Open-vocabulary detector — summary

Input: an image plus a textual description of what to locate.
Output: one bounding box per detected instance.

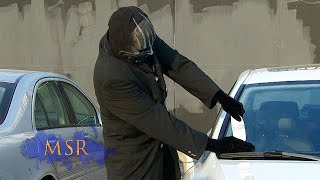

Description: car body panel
[184,153,320,180]
[0,132,57,180]
[0,69,34,83]
[243,65,320,85]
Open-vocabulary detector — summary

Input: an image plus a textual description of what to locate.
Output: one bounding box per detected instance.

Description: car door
[33,79,84,179]
[56,79,105,175]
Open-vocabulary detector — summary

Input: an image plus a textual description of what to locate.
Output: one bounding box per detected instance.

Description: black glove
[214,90,245,121]
[205,136,255,155]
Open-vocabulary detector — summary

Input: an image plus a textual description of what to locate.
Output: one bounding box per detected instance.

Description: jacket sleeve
[102,79,208,159]
[153,36,221,108]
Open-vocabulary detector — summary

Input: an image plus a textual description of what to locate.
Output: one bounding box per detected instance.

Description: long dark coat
[93,33,221,180]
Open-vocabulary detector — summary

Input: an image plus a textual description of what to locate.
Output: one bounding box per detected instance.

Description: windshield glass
[0,82,15,125]
[224,81,320,157]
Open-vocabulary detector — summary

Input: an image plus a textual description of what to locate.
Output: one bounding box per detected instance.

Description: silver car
[0,70,107,180]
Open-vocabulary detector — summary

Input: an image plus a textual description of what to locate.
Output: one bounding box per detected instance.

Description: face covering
[119,13,156,63]
[107,6,157,64]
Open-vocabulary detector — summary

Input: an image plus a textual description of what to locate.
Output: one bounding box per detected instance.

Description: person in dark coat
[93,6,254,180]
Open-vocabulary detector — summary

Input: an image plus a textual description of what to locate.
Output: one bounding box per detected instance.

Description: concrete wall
[0,0,319,133]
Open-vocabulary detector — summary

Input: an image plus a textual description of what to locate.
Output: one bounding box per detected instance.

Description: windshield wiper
[219,151,320,161]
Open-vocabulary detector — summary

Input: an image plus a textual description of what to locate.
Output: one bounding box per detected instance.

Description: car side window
[34,94,49,128]
[34,81,70,129]
[60,82,98,126]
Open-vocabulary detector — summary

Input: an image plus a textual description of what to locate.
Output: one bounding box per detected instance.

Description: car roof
[0,69,35,83]
[0,69,68,84]
[243,64,320,84]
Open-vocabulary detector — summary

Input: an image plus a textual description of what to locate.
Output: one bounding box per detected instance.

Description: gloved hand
[214,90,245,121]
[205,136,255,155]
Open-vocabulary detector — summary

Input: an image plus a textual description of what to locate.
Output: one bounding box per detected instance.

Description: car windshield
[0,82,16,125]
[224,81,320,157]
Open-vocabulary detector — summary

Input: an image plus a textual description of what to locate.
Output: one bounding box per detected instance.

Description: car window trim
[56,81,99,127]
[54,81,78,125]
[54,77,102,126]
[33,80,74,129]
[245,80,320,88]
[48,80,74,126]
[60,81,98,122]
[37,124,83,130]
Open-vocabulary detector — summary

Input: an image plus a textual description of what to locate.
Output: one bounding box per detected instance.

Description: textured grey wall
[0,0,319,133]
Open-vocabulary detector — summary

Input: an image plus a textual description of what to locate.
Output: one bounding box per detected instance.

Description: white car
[182,64,320,180]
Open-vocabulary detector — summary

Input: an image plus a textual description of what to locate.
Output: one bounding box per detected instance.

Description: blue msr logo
[20,127,116,171]
[44,139,89,156]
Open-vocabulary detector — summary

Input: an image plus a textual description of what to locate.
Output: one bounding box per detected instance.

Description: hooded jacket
[93,7,221,180]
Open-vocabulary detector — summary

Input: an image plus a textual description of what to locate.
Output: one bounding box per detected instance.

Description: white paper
[231,116,247,141]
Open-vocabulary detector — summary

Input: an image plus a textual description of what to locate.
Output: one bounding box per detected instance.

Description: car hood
[183,153,320,180]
